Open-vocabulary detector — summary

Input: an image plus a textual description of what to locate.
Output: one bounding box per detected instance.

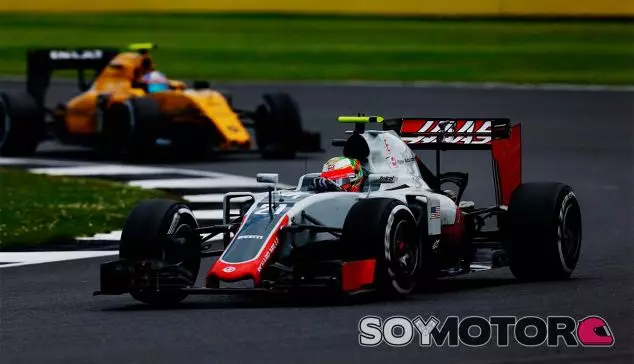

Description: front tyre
[342,198,420,297]
[504,182,582,281]
[120,199,201,306]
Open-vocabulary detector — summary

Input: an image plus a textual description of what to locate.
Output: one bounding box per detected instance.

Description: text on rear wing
[399,119,510,145]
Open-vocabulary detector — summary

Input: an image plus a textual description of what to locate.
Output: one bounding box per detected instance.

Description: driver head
[320,156,365,192]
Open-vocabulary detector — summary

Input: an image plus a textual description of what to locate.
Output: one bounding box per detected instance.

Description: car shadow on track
[97,276,530,312]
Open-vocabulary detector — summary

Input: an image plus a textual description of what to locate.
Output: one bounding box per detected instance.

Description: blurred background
[0,0,632,84]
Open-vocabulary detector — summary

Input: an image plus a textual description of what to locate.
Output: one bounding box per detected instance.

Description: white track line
[315,80,634,92]
[76,230,124,241]
[0,251,119,269]
[28,165,179,176]
[76,230,225,242]
[0,158,280,267]
[0,157,252,179]
[4,77,631,92]
[127,177,265,189]
[0,157,89,166]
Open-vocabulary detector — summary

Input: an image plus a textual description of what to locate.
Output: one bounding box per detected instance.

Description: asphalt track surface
[1,81,633,363]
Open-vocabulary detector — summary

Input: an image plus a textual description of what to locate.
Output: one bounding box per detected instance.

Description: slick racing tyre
[342,198,420,297]
[504,182,582,281]
[254,92,302,159]
[0,92,42,156]
[103,97,162,160]
[120,199,201,306]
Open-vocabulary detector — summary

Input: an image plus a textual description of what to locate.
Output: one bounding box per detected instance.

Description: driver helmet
[142,70,169,93]
[320,156,365,192]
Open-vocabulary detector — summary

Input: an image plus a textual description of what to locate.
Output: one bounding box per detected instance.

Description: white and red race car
[96,116,582,305]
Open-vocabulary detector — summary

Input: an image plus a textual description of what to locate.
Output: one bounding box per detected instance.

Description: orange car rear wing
[26,48,119,106]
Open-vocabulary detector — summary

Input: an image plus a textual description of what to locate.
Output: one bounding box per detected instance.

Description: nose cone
[209,260,257,283]
[207,215,290,287]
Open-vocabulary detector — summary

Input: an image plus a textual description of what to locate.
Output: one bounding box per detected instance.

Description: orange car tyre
[254,92,303,159]
[0,92,42,156]
[104,97,163,160]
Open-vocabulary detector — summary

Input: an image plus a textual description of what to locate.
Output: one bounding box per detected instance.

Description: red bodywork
[207,215,290,286]
[341,260,376,292]
[491,124,522,206]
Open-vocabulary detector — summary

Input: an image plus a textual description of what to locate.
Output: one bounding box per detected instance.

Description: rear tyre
[254,92,302,159]
[342,198,420,297]
[104,97,162,160]
[0,92,42,156]
[120,199,201,306]
[504,182,582,281]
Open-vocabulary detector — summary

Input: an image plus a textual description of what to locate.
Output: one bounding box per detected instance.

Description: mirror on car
[256,173,279,184]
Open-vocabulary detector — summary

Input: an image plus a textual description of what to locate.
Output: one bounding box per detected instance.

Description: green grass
[0,168,170,249]
[0,13,632,84]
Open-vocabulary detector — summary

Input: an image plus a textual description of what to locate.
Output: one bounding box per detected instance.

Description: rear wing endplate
[27,48,119,105]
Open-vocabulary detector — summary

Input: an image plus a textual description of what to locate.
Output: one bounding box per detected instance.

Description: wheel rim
[560,203,581,269]
[391,220,418,279]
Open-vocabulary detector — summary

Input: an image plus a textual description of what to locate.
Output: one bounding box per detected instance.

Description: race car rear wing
[336,115,522,206]
[388,118,511,150]
[26,48,119,105]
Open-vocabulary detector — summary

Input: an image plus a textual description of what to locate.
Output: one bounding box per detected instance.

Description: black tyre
[254,92,302,159]
[504,182,582,281]
[104,97,163,160]
[0,92,42,156]
[120,199,201,305]
[342,198,420,297]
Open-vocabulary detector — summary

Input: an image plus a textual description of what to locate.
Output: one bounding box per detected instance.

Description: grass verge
[0,13,632,84]
[0,168,170,249]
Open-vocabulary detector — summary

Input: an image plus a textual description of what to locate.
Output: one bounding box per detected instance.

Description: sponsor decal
[377,176,396,184]
[401,120,493,145]
[222,266,236,273]
[358,315,614,348]
[395,156,416,165]
[49,50,103,60]
[237,235,264,240]
[257,237,279,273]
[389,156,398,169]
[383,137,392,153]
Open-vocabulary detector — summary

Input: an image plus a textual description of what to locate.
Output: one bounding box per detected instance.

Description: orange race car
[0,43,321,159]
